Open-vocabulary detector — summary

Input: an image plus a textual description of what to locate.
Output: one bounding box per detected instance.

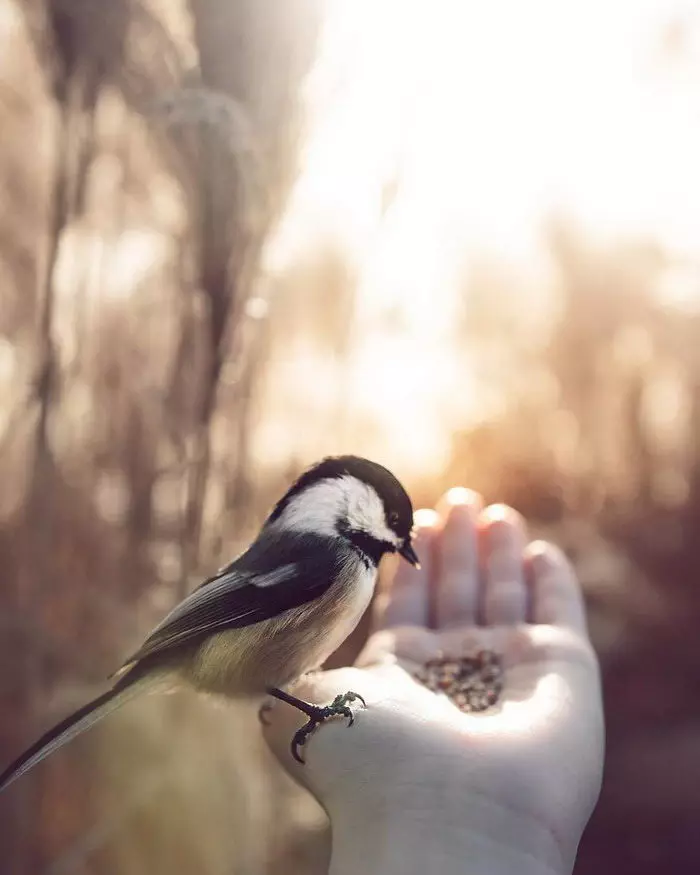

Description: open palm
[264,490,604,874]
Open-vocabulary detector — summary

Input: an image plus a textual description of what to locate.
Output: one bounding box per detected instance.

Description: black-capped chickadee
[0,455,418,788]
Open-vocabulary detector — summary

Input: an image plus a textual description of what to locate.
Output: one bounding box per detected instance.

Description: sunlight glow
[263,0,700,473]
[443,487,479,508]
[413,508,440,528]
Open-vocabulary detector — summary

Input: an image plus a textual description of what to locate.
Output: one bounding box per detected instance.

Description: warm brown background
[1,2,699,873]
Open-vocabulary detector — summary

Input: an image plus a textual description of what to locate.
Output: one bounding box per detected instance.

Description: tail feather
[0,673,156,793]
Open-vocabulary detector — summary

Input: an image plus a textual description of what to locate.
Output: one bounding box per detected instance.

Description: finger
[525,541,587,633]
[374,510,437,630]
[480,505,529,625]
[433,488,483,627]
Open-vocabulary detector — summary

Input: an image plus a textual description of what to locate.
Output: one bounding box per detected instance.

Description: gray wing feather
[116,563,299,671]
[113,530,343,675]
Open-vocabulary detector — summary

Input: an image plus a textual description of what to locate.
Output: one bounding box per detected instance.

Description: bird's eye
[389,511,399,527]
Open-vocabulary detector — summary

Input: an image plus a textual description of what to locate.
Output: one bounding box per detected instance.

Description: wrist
[327,786,575,875]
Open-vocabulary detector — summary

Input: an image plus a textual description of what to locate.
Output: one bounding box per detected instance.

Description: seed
[415,648,504,711]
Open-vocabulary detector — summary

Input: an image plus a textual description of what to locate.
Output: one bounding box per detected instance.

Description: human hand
[263,489,604,875]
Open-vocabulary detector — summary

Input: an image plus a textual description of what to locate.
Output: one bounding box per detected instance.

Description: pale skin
[263,489,605,875]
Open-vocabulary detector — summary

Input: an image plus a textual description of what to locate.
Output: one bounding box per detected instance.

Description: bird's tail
[0,669,163,794]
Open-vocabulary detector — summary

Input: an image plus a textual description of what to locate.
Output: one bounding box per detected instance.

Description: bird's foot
[264,687,366,764]
[291,692,366,764]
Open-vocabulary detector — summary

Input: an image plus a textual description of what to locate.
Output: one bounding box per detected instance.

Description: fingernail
[481,503,513,524]
[444,487,481,507]
[414,508,439,529]
[527,541,563,568]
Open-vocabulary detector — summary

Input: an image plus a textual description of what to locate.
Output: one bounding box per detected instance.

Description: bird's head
[267,455,419,568]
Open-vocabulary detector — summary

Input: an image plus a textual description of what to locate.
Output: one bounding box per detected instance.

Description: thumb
[261,667,382,806]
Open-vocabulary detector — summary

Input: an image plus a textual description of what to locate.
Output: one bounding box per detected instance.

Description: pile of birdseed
[413,650,504,712]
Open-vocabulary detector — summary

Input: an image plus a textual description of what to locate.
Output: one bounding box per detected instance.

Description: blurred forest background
[2,0,700,873]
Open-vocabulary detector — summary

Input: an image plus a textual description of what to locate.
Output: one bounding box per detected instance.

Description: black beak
[399,540,421,569]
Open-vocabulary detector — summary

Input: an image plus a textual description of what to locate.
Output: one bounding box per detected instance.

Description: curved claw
[269,689,367,766]
[291,731,307,764]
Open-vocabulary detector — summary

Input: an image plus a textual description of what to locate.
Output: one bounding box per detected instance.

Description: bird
[0,454,418,789]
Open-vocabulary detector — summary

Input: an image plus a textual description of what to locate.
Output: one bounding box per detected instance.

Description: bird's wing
[115,532,343,673]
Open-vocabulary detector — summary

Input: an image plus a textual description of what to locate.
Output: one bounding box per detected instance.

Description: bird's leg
[265,687,366,764]
[260,672,324,725]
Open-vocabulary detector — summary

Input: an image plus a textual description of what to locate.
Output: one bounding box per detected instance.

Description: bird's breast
[184,557,377,697]
[309,559,377,666]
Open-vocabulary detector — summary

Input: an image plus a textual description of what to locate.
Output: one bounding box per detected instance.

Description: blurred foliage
[1,1,700,874]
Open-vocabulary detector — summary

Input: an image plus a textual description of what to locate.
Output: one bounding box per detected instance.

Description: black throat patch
[336,519,392,568]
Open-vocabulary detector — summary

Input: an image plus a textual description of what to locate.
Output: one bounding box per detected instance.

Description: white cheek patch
[345,481,401,546]
[277,476,402,546]
[278,479,350,536]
